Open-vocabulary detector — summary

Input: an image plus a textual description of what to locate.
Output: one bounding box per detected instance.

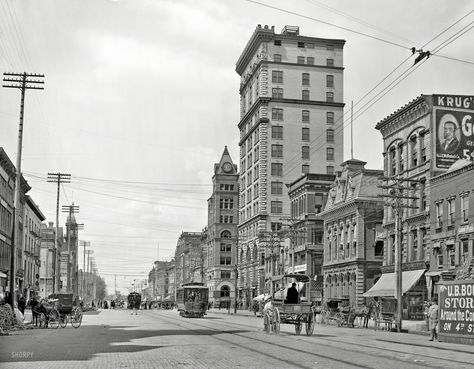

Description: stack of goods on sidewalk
[0,303,26,335]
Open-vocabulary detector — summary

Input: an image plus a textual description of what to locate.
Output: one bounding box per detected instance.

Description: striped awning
[363,269,426,298]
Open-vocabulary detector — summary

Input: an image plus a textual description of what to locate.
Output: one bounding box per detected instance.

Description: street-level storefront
[363,265,428,320]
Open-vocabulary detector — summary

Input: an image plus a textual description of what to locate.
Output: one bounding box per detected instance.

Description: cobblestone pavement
[1,308,473,369]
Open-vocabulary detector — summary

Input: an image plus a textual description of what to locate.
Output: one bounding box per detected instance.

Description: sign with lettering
[439,280,474,336]
[433,95,474,170]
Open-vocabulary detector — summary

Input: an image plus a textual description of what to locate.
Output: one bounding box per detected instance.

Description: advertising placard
[433,95,474,170]
[439,280,474,336]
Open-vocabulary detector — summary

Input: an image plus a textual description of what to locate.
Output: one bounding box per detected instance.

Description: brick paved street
[1,308,474,369]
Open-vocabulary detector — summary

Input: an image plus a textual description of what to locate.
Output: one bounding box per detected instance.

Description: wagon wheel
[71,307,83,328]
[263,312,271,334]
[59,313,67,328]
[49,309,60,329]
[38,313,46,328]
[305,312,315,336]
[272,308,280,335]
[295,318,302,335]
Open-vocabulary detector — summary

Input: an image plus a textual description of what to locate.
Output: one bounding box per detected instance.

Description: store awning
[363,269,426,298]
[0,272,7,278]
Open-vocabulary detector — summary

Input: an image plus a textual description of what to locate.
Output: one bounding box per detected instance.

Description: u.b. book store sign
[439,280,474,344]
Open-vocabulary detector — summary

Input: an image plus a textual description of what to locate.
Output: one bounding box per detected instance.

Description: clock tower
[205,146,239,309]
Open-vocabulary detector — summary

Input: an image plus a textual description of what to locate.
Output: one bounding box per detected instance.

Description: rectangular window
[271,181,283,195]
[272,125,283,139]
[326,166,334,175]
[271,201,283,213]
[327,112,334,124]
[220,243,232,252]
[272,70,283,84]
[219,184,234,191]
[272,88,283,98]
[435,202,443,229]
[271,144,283,158]
[390,149,397,176]
[326,129,334,143]
[297,56,305,64]
[306,56,315,65]
[326,92,334,102]
[302,110,310,123]
[302,127,310,141]
[274,40,281,46]
[274,54,282,62]
[326,58,334,66]
[272,108,283,121]
[302,164,309,174]
[302,90,310,100]
[271,163,283,176]
[398,146,404,173]
[302,73,310,86]
[420,134,426,163]
[297,42,305,48]
[461,195,469,223]
[302,146,310,160]
[220,198,234,209]
[411,136,418,167]
[326,147,334,161]
[220,256,232,265]
[327,44,334,51]
[326,75,334,87]
[271,222,282,232]
[447,198,455,227]
[437,253,443,269]
[221,271,231,279]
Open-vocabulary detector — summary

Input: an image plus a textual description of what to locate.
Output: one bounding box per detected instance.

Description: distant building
[318,159,384,307]
[40,222,64,297]
[286,172,335,303]
[205,147,239,309]
[174,232,203,289]
[235,25,345,295]
[23,195,45,300]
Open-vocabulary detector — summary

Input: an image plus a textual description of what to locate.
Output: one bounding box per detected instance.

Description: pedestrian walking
[428,297,440,341]
[30,296,39,326]
[18,295,26,315]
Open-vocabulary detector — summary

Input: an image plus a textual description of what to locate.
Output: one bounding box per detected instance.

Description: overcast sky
[1,0,472,295]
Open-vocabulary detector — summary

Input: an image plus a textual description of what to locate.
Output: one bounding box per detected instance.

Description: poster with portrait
[433,95,474,170]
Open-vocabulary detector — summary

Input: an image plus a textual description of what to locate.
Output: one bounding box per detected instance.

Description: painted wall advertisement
[433,94,474,170]
[439,280,474,336]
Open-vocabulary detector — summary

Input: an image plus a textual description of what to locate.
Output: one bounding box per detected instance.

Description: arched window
[221,230,232,239]
[220,285,230,297]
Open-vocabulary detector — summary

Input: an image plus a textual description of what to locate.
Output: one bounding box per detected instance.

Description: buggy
[320,298,355,327]
[263,274,315,336]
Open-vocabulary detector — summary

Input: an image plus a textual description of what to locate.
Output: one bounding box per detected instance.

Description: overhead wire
[242,0,410,49]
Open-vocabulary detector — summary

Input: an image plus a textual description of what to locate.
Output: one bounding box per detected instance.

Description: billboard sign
[439,280,474,336]
[433,95,474,170]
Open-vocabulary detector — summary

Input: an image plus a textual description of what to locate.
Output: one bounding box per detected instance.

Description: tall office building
[235,25,345,299]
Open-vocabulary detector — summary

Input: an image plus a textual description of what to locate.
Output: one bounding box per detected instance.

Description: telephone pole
[379,176,422,332]
[47,173,71,293]
[3,72,44,303]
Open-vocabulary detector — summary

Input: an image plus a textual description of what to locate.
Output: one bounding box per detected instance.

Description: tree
[95,275,107,300]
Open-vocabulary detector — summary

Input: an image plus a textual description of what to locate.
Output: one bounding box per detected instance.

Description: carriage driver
[286,283,299,304]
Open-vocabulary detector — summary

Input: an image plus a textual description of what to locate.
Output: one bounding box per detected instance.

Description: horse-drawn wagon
[263,274,315,336]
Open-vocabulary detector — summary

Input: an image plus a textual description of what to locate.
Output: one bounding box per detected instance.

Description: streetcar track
[144,311,385,369]
[143,311,474,369]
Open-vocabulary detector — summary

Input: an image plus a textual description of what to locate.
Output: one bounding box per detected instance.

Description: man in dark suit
[440,121,460,154]
[286,283,299,304]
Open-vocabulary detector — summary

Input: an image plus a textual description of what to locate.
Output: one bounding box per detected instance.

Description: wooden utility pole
[379,176,422,332]
[3,72,44,303]
[47,173,71,293]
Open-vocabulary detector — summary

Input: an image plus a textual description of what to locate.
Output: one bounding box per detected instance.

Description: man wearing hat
[428,297,440,341]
